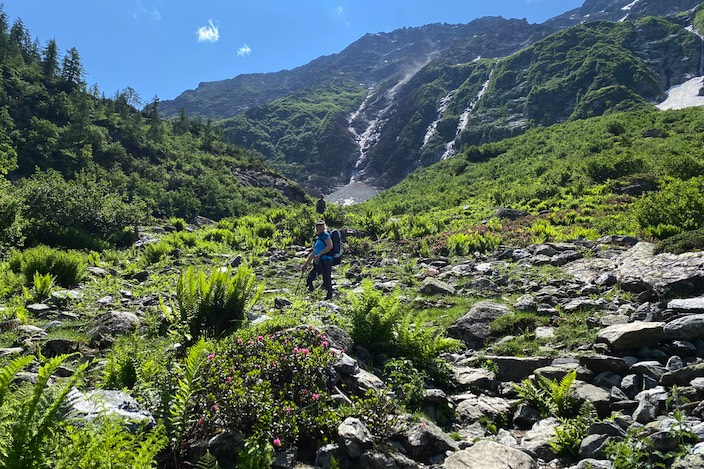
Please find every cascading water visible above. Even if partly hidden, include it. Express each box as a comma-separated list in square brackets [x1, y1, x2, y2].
[441, 73, 492, 160]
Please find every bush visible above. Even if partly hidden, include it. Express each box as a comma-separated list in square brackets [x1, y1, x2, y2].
[655, 227, 704, 254]
[173, 266, 264, 341]
[143, 241, 173, 264]
[447, 231, 501, 255]
[635, 177, 704, 234]
[17, 169, 145, 248]
[197, 328, 340, 457]
[169, 217, 187, 231]
[9, 245, 86, 287]
[347, 280, 403, 355]
[382, 359, 426, 412]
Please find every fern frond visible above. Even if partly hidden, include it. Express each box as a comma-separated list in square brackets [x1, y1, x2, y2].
[195, 450, 221, 469]
[169, 338, 209, 447]
[0, 355, 34, 408]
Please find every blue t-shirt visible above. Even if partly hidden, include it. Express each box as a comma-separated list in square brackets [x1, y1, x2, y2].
[313, 231, 333, 260]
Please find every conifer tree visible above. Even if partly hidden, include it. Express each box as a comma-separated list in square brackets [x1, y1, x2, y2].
[61, 47, 84, 87]
[41, 39, 59, 80]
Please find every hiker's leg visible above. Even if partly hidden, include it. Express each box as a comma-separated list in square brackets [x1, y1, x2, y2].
[321, 258, 333, 299]
[306, 265, 318, 291]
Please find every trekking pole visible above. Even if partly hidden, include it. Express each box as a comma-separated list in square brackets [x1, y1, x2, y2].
[295, 268, 305, 296]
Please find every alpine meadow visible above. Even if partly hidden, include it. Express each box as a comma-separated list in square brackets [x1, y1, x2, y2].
[3, 1, 704, 469]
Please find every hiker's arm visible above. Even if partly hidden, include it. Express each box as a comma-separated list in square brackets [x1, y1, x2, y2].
[302, 249, 314, 269]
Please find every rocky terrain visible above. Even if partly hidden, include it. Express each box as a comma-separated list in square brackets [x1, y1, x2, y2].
[9, 216, 704, 468]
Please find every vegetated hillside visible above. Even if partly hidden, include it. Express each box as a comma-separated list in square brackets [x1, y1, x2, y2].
[0, 7, 306, 251]
[160, 17, 555, 120]
[159, 1, 704, 195]
[354, 105, 704, 247]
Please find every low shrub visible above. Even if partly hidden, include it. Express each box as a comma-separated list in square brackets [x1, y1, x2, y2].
[172, 266, 264, 341]
[143, 241, 173, 265]
[9, 245, 86, 287]
[655, 227, 704, 254]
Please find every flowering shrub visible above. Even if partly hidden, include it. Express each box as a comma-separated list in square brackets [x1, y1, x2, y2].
[196, 327, 340, 458]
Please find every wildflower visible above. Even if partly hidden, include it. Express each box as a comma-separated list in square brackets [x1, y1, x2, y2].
[257, 335, 264, 341]
[197, 418, 204, 425]
[285, 406, 294, 415]
[312, 393, 320, 401]
[226, 376, 233, 384]
[213, 404, 219, 411]
[207, 354, 215, 361]
[237, 338, 244, 345]
[273, 438, 282, 447]
[293, 347, 299, 353]
[322, 341, 329, 348]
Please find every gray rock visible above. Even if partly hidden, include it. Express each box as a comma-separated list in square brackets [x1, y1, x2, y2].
[447, 302, 513, 349]
[668, 297, 704, 313]
[563, 258, 617, 284]
[618, 242, 704, 297]
[579, 355, 630, 375]
[86, 266, 109, 277]
[392, 418, 459, 464]
[596, 322, 665, 351]
[453, 366, 496, 391]
[66, 389, 155, 431]
[442, 440, 537, 469]
[672, 454, 704, 469]
[0, 347, 23, 357]
[520, 418, 559, 461]
[89, 311, 141, 337]
[579, 434, 611, 459]
[567, 459, 613, 469]
[455, 394, 512, 424]
[666, 355, 684, 372]
[479, 356, 552, 383]
[341, 368, 386, 395]
[43, 338, 79, 357]
[621, 374, 641, 399]
[572, 381, 612, 418]
[661, 363, 704, 386]
[338, 417, 373, 460]
[589, 421, 627, 438]
[315, 444, 339, 469]
[513, 294, 536, 312]
[26, 303, 53, 314]
[495, 208, 529, 220]
[321, 325, 353, 353]
[664, 314, 704, 341]
[420, 278, 456, 295]
[513, 404, 541, 430]
[359, 449, 421, 469]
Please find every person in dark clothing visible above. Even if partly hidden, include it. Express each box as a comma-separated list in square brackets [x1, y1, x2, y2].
[316, 194, 326, 214]
[302, 220, 334, 300]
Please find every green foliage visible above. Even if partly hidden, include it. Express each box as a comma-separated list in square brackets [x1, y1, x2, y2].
[169, 217, 187, 231]
[490, 311, 548, 336]
[32, 271, 54, 301]
[236, 438, 273, 469]
[142, 241, 173, 265]
[166, 338, 210, 454]
[18, 170, 144, 249]
[447, 230, 501, 255]
[173, 266, 264, 341]
[635, 177, 704, 234]
[9, 245, 86, 287]
[47, 419, 167, 469]
[195, 451, 221, 469]
[382, 359, 426, 412]
[655, 227, 704, 254]
[0, 353, 89, 469]
[514, 370, 578, 418]
[549, 402, 597, 457]
[198, 327, 343, 453]
[347, 279, 403, 354]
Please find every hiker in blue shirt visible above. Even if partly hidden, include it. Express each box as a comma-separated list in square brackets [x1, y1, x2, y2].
[302, 220, 334, 300]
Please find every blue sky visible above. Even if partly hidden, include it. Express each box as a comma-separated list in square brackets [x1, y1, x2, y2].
[4, 0, 583, 102]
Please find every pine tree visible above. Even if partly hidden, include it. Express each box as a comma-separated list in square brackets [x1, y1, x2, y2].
[41, 39, 59, 80]
[61, 47, 84, 87]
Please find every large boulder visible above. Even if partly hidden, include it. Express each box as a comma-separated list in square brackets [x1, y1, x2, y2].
[447, 302, 512, 349]
[664, 314, 704, 341]
[442, 440, 537, 469]
[66, 389, 155, 431]
[391, 418, 459, 464]
[618, 242, 704, 298]
[596, 322, 665, 351]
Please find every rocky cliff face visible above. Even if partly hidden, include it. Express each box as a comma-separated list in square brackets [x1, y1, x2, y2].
[160, 1, 704, 195]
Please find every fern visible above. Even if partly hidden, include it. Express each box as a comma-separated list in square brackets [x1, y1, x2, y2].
[1, 353, 88, 469]
[196, 450, 221, 469]
[0, 355, 34, 408]
[514, 370, 578, 418]
[167, 338, 209, 452]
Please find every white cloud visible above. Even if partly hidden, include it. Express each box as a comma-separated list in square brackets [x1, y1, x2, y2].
[134, 7, 161, 21]
[237, 44, 252, 57]
[197, 20, 219, 43]
[337, 6, 344, 16]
